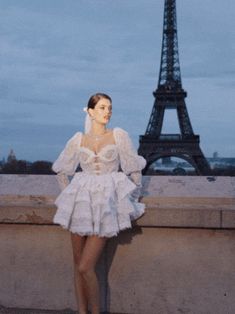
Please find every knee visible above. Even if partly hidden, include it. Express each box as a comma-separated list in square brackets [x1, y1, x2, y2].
[78, 263, 94, 279]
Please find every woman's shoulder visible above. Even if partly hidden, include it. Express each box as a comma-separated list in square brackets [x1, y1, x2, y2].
[69, 131, 82, 140]
[66, 131, 83, 146]
[113, 127, 128, 136]
[113, 127, 130, 143]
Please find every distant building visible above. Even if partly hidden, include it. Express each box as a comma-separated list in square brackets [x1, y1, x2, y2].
[213, 152, 219, 159]
[7, 149, 17, 163]
[152, 156, 235, 175]
[208, 157, 235, 169]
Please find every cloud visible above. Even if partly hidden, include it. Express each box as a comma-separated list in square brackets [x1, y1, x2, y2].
[0, 0, 235, 160]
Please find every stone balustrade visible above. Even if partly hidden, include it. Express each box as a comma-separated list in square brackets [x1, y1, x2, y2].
[0, 174, 235, 314]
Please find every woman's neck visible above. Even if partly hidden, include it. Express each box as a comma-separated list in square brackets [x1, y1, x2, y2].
[89, 122, 107, 135]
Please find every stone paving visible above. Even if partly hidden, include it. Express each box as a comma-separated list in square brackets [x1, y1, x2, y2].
[0, 307, 74, 314]
[0, 308, 72, 314]
[0, 307, 116, 314]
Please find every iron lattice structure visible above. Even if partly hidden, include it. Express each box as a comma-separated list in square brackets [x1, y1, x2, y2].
[138, 0, 211, 175]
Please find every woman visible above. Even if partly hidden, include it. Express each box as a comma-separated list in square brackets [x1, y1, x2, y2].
[52, 93, 146, 314]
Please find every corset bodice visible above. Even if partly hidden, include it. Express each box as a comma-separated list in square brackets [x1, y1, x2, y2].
[78, 144, 119, 175]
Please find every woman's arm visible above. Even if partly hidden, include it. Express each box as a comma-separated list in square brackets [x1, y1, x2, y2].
[52, 132, 82, 190]
[114, 127, 146, 200]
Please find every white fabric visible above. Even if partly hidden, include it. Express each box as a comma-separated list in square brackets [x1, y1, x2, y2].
[83, 108, 92, 134]
[52, 127, 146, 237]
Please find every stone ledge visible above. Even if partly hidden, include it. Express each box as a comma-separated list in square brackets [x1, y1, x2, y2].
[137, 207, 221, 228]
[0, 175, 234, 229]
[222, 210, 235, 228]
[0, 194, 234, 229]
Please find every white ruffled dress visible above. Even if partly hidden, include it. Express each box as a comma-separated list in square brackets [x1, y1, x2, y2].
[52, 127, 146, 237]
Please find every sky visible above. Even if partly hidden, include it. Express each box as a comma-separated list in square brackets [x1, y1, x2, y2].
[0, 0, 235, 162]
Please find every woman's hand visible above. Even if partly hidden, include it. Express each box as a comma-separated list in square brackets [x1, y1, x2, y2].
[56, 173, 70, 191]
[129, 185, 142, 202]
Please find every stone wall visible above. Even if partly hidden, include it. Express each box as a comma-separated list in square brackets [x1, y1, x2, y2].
[0, 175, 235, 314]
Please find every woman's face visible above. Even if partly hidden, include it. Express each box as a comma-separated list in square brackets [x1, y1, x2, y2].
[89, 98, 112, 125]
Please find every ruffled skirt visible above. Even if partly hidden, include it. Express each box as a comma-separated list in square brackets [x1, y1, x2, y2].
[53, 171, 145, 237]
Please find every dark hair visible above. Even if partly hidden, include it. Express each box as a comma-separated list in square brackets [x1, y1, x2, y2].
[87, 93, 112, 109]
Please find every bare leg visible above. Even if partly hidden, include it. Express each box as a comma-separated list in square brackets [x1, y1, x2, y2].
[71, 233, 88, 314]
[78, 235, 107, 314]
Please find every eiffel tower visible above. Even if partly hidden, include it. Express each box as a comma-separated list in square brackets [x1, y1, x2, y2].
[138, 0, 211, 175]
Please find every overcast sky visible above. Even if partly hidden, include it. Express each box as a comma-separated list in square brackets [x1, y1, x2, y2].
[0, 0, 235, 162]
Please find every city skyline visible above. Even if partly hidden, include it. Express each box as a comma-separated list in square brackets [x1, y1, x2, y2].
[0, 0, 235, 161]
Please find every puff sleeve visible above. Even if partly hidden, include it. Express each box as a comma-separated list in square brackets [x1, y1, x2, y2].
[114, 127, 146, 199]
[52, 132, 82, 190]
